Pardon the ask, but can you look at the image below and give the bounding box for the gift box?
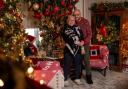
[34,61,64,89]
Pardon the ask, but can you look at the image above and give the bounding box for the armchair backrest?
[90,45,109,60]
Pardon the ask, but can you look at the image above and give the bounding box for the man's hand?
[74,40,84,46]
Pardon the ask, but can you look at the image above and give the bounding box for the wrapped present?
[34,61,64,89]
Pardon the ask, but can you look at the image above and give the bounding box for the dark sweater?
[61,24,84,56]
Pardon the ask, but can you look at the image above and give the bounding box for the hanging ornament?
[33,3,39,10]
[0,0,5,10]
[68,4,73,10]
[53,6,60,13]
[47,4,51,9]
[61,0,65,7]
[43,9,50,16]
[34,12,42,20]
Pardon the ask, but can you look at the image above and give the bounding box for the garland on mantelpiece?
[90,1,128,11]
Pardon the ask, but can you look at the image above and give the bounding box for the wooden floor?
[62,70,128,89]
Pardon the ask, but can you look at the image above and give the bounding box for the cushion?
[90,45,100,60]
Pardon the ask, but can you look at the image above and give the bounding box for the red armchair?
[90,45,109,76]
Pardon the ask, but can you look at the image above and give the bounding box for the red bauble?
[100,25,107,37]
[68,4,73,10]
[0,0,5,10]
[34,12,42,20]
[53,6,60,13]
[47,4,51,9]
[61,0,65,7]
[43,9,50,16]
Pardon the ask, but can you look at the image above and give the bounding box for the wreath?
[96,21,119,44]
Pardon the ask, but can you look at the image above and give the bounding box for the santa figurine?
[24,35,38,57]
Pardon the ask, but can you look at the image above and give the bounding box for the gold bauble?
[33,3,39,10]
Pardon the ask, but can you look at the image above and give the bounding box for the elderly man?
[61,15,84,86]
[74,9,93,84]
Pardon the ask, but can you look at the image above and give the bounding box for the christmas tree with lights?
[0,0,26,59]
[26,0,79,57]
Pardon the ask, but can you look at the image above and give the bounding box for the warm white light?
[27,66,34,74]
[40,80,44,85]
[0,79,4,87]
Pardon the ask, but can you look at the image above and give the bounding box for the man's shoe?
[85,74,93,84]
[74,79,83,85]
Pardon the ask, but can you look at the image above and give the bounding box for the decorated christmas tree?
[25,0,79,57]
[96,20,119,44]
[0,0,26,59]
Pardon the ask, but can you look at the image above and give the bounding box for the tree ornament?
[0,0,5,10]
[43,9,50,16]
[33,3,39,10]
[47,4,51,9]
[53,6,60,13]
[68,4,73,10]
[34,12,42,20]
[61,0,65,7]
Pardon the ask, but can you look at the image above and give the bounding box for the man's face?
[67,16,75,26]
[74,10,81,20]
